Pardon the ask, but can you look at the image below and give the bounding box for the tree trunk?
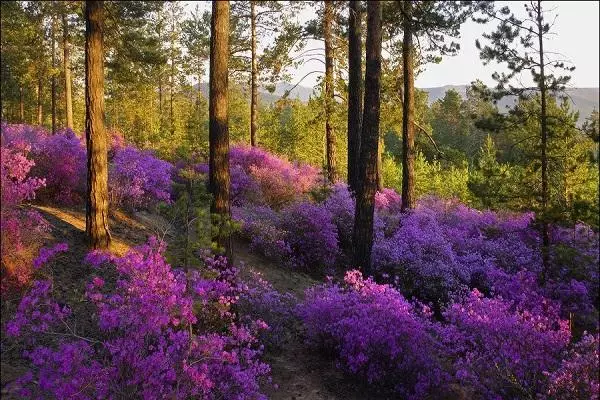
[401,0,416,211]
[209,0,232,260]
[347,0,362,193]
[352,0,382,275]
[37,78,43,126]
[19,87,24,122]
[63,12,74,129]
[250,0,258,146]
[51,15,57,134]
[170,12,176,136]
[377,131,383,191]
[537,0,550,279]
[324,0,337,182]
[85,0,111,249]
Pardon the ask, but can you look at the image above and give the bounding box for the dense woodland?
[1,1,599,399]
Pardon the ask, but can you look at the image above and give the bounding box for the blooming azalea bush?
[1,123,174,210]
[199,145,321,209]
[109,146,174,210]
[545,333,599,399]
[299,270,449,399]
[0,139,49,292]
[439,288,571,399]
[32,128,87,204]
[5,238,272,399]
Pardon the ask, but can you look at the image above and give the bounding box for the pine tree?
[85,0,111,249]
[209,0,232,260]
[324,0,337,182]
[353,0,382,275]
[388,1,476,210]
[475,0,576,280]
[347,0,362,193]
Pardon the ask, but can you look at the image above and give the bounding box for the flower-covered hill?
[1,123,599,399]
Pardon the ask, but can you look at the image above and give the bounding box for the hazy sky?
[183,1,599,89]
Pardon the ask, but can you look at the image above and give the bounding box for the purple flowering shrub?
[32,128,87,204]
[278,201,339,270]
[0,141,49,292]
[6,238,271,399]
[110,146,174,210]
[233,202,339,271]
[233,205,292,263]
[229,145,321,208]
[1,123,174,210]
[299,270,449,399]
[546,333,599,399]
[238,270,298,348]
[439,289,571,399]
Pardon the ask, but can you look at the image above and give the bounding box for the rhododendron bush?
[299,271,449,399]
[299,271,599,399]
[109,146,173,209]
[1,123,173,210]
[0,140,49,291]
[197,145,321,208]
[5,238,271,399]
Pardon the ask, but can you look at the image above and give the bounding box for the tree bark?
[377,131,383,191]
[324,0,337,182]
[85,0,111,249]
[250,0,258,146]
[37,78,43,126]
[63,12,74,129]
[51,15,57,134]
[347,0,362,193]
[19,87,24,122]
[169,12,175,136]
[352,0,382,275]
[401,0,416,211]
[209,0,232,260]
[537,0,550,279]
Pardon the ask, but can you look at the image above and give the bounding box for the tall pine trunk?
[347,0,362,193]
[169,14,175,136]
[19,87,24,122]
[36,78,43,125]
[537,0,550,279]
[51,15,57,134]
[377,132,383,191]
[209,0,232,260]
[85,0,110,249]
[63,13,74,129]
[401,0,416,211]
[352,0,382,275]
[324,0,337,182]
[250,1,258,146]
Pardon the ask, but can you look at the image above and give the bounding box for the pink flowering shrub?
[546,333,599,399]
[238,271,298,348]
[109,146,174,210]
[299,270,449,399]
[0,141,49,292]
[439,289,571,399]
[278,201,339,270]
[226,145,320,208]
[5,238,271,399]
[32,128,87,204]
[1,123,174,210]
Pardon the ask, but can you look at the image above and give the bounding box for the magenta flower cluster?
[1,126,49,291]
[299,271,599,399]
[6,238,272,399]
[1,123,174,210]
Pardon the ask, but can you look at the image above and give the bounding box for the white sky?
[183,1,599,89]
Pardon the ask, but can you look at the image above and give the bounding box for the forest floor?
[1,205,385,400]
